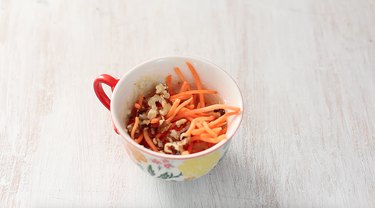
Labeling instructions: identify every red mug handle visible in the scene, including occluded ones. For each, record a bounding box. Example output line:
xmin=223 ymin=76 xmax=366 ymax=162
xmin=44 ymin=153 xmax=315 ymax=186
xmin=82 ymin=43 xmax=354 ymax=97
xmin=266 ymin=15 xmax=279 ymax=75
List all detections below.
xmin=93 ymin=74 xmax=119 ymax=110
xmin=94 ymin=74 xmax=120 ymax=134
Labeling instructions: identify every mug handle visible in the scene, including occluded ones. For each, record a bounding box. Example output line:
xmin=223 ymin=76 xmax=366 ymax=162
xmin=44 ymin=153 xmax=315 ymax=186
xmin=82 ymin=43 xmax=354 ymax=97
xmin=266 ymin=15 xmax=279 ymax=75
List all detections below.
xmin=94 ymin=74 xmax=120 ymax=134
xmin=93 ymin=74 xmax=119 ymax=110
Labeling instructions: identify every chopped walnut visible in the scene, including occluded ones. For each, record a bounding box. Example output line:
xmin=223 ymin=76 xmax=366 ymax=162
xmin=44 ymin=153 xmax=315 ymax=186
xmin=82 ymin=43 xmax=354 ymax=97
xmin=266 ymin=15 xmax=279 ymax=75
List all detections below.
xmin=169 ymin=129 xmax=180 ymax=140
xmin=157 ymin=140 xmax=163 ymax=148
xmin=139 ymin=112 xmax=148 ymax=120
xmin=155 ymin=83 xmax=170 ymax=98
xmin=164 ymin=133 xmax=190 ymax=154
xmin=147 ymin=87 xmax=171 ymax=118
xmin=141 ymin=119 xmax=150 ymax=125
xmin=175 ymin=119 xmax=187 ymax=128
xmin=167 ymin=137 xmax=173 ymax=143
xmin=126 ymin=123 xmax=133 ymax=132
xmin=158 ymin=121 xmax=171 ymax=133
xmin=159 ymin=101 xmax=171 ymax=116
xmin=147 ymin=108 xmax=158 ymax=120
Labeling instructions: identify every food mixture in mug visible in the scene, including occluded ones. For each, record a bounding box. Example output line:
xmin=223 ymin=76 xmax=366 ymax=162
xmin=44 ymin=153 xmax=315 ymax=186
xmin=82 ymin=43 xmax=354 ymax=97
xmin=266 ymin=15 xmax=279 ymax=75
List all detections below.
xmin=126 ymin=62 xmax=240 ymax=155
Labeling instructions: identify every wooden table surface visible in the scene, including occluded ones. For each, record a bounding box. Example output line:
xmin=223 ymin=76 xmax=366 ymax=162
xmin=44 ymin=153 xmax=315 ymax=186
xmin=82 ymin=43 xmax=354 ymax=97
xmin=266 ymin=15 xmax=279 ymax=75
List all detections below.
xmin=1 ymin=0 xmax=375 ymax=207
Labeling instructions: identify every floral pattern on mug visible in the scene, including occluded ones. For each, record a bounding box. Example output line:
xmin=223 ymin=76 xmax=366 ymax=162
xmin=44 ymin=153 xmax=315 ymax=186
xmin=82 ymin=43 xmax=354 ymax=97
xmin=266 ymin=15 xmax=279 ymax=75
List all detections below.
xmin=124 ymin=142 xmax=228 ymax=181
xmin=146 ymin=162 xmax=182 ymax=180
xmin=151 ymin=158 xmax=174 ymax=169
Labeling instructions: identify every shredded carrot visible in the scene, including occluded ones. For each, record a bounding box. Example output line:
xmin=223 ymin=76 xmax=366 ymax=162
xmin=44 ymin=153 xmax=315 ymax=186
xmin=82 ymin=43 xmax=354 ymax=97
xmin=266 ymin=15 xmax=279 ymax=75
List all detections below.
xmin=190 ymin=95 xmax=196 ymax=105
xmin=171 ymin=94 xmax=192 ymax=101
xmin=179 ymin=81 xmax=190 ymax=93
xmin=166 ymin=75 xmax=173 ymax=95
xmin=155 ymin=132 xmax=161 ymax=139
xmin=182 ymin=104 xmax=240 ymax=116
xmin=186 ymin=62 xmax=205 ymax=107
xmin=184 ymin=116 xmax=195 ymax=122
xmin=127 ymin=62 xmax=241 ymax=154
xmin=134 ymin=103 xmax=141 ymax=109
xmin=171 ymin=112 xmax=211 ymax=122
xmin=220 ymin=126 xmax=227 ymax=134
xmin=190 ymin=135 xmax=201 ymax=142
xmin=166 ymin=97 xmax=193 ymax=122
xmin=174 ymin=67 xmax=187 ymax=82
xmin=185 ymin=117 xmax=215 ymax=136
xmin=170 ymin=90 xmax=217 ymax=100
xmin=203 ymin=121 xmax=217 ymax=137
xmin=130 ymin=117 xmax=139 ymax=139
xmin=143 ymin=129 xmax=158 ymax=152
xmin=216 ymin=122 xmax=227 ymax=127
xmin=179 ymin=107 xmax=189 ymax=114
xmin=209 ymin=111 xmax=239 ymax=128
xmin=166 ymin=99 xmax=181 ymax=118
xmin=187 ymin=142 xmax=193 ymax=153
xmin=198 ymin=134 xmax=226 ymax=143
xmin=191 ymin=127 xmax=221 ymax=135
xmin=135 ymin=133 xmax=144 ymax=143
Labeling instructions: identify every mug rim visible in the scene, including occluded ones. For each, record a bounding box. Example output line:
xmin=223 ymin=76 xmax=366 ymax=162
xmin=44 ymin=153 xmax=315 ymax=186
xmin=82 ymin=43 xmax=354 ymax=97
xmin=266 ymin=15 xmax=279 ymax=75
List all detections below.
xmin=111 ymin=55 xmax=244 ymax=160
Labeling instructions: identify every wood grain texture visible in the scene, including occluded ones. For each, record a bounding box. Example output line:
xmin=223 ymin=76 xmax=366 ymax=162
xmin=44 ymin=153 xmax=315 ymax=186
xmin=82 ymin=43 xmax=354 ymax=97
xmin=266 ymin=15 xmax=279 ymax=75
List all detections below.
xmin=1 ymin=0 xmax=375 ymax=207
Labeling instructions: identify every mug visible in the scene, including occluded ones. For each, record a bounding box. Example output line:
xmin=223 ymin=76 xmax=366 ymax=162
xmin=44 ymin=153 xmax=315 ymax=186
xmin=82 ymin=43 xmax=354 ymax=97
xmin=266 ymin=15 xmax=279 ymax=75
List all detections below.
xmin=93 ymin=56 xmax=243 ymax=181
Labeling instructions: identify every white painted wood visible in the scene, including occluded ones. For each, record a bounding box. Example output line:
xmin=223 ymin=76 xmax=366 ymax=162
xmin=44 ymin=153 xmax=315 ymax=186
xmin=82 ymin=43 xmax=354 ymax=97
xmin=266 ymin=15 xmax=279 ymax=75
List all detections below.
xmin=1 ymin=0 xmax=375 ymax=207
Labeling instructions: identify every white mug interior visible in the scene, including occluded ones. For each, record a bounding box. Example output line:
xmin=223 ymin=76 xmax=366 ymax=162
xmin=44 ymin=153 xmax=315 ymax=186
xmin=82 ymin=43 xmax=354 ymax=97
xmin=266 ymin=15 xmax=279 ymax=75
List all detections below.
xmin=111 ymin=56 xmax=243 ymax=159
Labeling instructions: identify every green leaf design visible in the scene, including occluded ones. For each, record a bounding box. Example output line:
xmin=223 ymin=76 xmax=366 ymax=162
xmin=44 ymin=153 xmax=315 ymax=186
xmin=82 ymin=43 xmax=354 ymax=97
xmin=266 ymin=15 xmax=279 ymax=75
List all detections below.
xmin=147 ymin=165 xmax=155 ymax=176
xmin=158 ymin=172 xmax=170 ymax=179
xmin=157 ymin=172 xmax=183 ymax=179
xmin=173 ymin=172 xmax=182 ymax=178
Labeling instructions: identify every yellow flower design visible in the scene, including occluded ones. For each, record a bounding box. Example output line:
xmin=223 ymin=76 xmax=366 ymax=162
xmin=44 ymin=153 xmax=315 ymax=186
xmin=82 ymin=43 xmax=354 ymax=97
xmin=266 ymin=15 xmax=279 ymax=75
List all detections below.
xmin=178 ymin=151 xmax=221 ymax=179
xmin=126 ymin=144 xmax=147 ymax=163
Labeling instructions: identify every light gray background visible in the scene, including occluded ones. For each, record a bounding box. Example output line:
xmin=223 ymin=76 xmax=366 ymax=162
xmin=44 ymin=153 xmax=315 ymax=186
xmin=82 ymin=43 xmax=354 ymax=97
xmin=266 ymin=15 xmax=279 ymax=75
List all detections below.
xmin=1 ymin=0 xmax=375 ymax=207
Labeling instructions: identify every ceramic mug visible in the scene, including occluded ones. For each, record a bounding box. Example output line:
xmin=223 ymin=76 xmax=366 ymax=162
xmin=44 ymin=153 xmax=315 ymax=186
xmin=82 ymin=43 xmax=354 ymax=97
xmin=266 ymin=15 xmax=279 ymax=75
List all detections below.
xmin=93 ymin=56 xmax=243 ymax=181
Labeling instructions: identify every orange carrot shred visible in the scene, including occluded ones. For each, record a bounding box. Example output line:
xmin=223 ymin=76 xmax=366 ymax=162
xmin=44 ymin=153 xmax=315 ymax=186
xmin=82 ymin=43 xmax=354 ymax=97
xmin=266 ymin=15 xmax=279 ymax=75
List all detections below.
xmin=198 ymin=134 xmax=226 ymax=143
xmin=166 ymin=97 xmax=193 ymax=122
xmin=191 ymin=127 xmax=221 ymax=135
xmin=127 ymin=62 xmax=241 ymax=154
xmin=209 ymin=111 xmax=239 ymax=128
xmin=187 ymin=142 xmax=193 ymax=153
xmin=182 ymin=104 xmax=240 ymax=116
xmin=135 ymin=133 xmax=144 ymax=143
xmin=170 ymin=90 xmax=217 ymax=100
xmin=134 ymin=103 xmax=141 ymax=109
xmin=143 ymin=129 xmax=158 ymax=152
xmin=186 ymin=61 xmax=205 ymax=107
xmin=191 ymin=94 xmax=197 ymax=106
xmin=166 ymin=75 xmax=173 ymax=95
xmin=171 ymin=94 xmax=192 ymax=101
xmin=203 ymin=121 xmax=217 ymax=137
xmin=185 ymin=117 xmax=215 ymax=136
xmin=131 ymin=117 xmax=139 ymax=139
xmin=166 ymin=98 xmax=181 ymax=118
xmin=179 ymin=81 xmax=190 ymax=93
xmin=174 ymin=67 xmax=187 ymax=82
xmin=220 ymin=126 xmax=227 ymax=134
